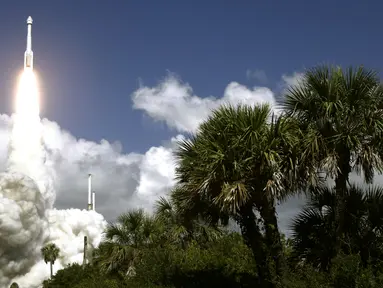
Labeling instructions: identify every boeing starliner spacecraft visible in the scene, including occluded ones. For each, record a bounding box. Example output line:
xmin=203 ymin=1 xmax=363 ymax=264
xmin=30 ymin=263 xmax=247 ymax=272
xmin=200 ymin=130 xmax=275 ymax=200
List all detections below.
xmin=24 ymin=16 xmax=33 ymax=70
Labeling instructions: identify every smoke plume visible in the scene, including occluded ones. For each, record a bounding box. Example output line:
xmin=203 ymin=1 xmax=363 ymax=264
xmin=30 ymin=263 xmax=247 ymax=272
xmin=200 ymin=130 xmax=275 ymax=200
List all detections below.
xmin=0 ymin=71 xmax=107 ymax=287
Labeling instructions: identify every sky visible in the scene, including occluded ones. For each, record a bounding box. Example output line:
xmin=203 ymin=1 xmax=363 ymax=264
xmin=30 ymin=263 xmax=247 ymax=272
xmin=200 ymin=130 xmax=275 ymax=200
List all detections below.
xmin=0 ymin=0 xmax=382 ymax=233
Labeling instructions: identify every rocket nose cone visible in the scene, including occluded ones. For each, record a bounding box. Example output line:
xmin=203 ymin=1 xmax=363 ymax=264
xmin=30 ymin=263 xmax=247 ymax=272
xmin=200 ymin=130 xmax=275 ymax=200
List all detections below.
xmin=27 ymin=16 xmax=33 ymax=24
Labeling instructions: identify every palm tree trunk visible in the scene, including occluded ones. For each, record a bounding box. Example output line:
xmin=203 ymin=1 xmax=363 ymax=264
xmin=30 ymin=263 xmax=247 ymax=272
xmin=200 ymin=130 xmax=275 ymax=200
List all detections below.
xmin=259 ymin=199 xmax=286 ymax=279
xmin=237 ymin=205 xmax=274 ymax=288
xmin=50 ymin=262 xmax=53 ymax=278
xmin=334 ymin=149 xmax=351 ymax=255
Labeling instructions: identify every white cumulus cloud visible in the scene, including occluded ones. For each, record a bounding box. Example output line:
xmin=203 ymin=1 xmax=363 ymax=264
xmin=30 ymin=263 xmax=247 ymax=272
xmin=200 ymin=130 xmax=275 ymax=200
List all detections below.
xmin=132 ymin=75 xmax=276 ymax=133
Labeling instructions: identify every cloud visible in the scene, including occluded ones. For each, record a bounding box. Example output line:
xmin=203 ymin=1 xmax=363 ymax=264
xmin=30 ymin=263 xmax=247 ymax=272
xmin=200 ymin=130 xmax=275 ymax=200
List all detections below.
xmin=39 ymin=118 xmax=177 ymax=220
xmin=132 ymin=75 xmax=276 ymax=133
xmin=281 ymin=72 xmax=304 ymax=91
xmin=246 ymin=69 xmax=268 ymax=84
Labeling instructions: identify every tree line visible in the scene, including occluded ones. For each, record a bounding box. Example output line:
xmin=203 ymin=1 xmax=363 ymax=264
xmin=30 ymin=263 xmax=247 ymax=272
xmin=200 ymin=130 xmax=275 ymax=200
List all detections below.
xmin=12 ymin=65 xmax=383 ymax=288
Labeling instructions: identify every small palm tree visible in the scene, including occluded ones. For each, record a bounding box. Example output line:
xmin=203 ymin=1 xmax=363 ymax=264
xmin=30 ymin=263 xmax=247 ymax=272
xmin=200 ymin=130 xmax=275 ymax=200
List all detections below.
xmin=290 ymin=185 xmax=383 ymax=270
xmin=155 ymin=193 xmax=222 ymax=248
xmin=95 ymin=209 xmax=161 ymax=274
xmin=41 ymin=243 xmax=60 ymax=278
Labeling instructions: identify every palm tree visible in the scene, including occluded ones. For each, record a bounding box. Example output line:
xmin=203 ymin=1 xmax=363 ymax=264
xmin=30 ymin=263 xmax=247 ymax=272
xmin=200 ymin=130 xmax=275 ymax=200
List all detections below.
xmin=10 ymin=283 xmax=19 ymax=288
xmin=290 ymin=185 xmax=383 ymax=270
xmin=282 ymin=65 xmax=383 ymax=254
xmin=94 ymin=209 xmax=162 ymax=274
xmin=154 ymin=193 xmax=222 ymax=248
xmin=174 ymin=104 xmax=303 ymax=287
xmin=41 ymin=243 xmax=60 ymax=278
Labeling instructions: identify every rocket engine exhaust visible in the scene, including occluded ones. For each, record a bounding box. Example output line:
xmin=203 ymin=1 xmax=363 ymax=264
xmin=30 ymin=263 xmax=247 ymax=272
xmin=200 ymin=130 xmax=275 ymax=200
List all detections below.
xmin=24 ymin=16 xmax=34 ymax=70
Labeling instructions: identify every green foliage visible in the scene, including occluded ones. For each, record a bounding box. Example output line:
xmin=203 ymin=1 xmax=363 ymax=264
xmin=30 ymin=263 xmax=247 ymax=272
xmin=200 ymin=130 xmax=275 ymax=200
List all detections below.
xmin=42 ymin=263 xmax=125 ymax=288
xmin=291 ymin=185 xmax=383 ymax=270
xmin=130 ymin=232 xmax=257 ymax=287
xmin=10 ymin=283 xmax=19 ymax=288
xmin=42 ymin=263 xmax=90 ymax=288
xmin=281 ymin=265 xmax=330 ymax=288
xmin=73 ymin=278 xmax=123 ymax=288
xmin=94 ymin=209 xmax=162 ymax=274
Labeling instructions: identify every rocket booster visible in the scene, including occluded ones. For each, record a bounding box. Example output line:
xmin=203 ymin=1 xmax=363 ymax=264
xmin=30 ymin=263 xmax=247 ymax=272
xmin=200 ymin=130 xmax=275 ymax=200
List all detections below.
xmin=24 ymin=16 xmax=33 ymax=70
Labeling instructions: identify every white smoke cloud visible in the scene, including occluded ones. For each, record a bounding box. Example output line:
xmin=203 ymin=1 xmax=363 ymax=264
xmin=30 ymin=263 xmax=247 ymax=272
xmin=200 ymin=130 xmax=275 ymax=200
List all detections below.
xmin=0 ymin=112 xmax=179 ymax=287
xmin=13 ymin=209 xmax=106 ymax=287
xmin=0 ymin=172 xmax=47 ymax=286
xmin=0 ymin=71 xmax=111 ymax=287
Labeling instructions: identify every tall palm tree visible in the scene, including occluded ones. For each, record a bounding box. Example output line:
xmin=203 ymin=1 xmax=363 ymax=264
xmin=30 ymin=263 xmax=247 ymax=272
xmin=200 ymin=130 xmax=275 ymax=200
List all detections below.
xmin=94 ymin=209 xmax=162 ymax=274
xmin=290 ymin=185 xmax=383 ymax=270
xmin=41 ymin=243 xmax=60 ymax=278
xmin=174 ymin=104 xmax=303 ymax=287
xmin=282 ymin=65 xmax=383 ymax=253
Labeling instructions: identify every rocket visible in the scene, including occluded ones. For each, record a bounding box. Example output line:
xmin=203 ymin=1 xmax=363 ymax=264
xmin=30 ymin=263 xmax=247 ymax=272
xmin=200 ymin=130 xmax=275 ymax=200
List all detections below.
xmin=24 ymin=16 xmax=34 ymax=70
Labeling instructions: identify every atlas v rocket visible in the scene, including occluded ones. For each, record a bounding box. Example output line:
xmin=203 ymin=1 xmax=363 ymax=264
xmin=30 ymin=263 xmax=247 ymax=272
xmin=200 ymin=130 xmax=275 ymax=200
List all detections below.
xmin=23 ymin=17 xmax=97 ymax=211
xmin=24 ymin=16 xmax=34 ymax=70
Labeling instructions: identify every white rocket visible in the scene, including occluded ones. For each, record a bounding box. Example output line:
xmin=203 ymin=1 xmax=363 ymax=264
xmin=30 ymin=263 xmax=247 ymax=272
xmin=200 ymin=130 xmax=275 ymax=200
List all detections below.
xmin=24 ymin=16 xmax=34 ymax=70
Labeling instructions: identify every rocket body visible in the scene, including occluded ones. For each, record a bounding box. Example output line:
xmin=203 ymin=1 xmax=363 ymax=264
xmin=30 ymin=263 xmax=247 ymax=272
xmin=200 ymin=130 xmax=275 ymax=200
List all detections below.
xmin=24 ymin=16 xmax=33 ymax=70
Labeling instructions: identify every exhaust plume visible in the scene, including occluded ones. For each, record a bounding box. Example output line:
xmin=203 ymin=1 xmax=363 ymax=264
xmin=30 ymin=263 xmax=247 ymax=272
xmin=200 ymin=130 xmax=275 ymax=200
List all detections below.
xmin=0 ymin=69 xmax=106 ymax=287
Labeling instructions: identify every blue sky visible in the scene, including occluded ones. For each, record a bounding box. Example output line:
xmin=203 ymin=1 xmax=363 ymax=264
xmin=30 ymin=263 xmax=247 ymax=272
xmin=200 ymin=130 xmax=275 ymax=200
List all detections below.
xmin=0 ymin=0 xmax=382 ymax=153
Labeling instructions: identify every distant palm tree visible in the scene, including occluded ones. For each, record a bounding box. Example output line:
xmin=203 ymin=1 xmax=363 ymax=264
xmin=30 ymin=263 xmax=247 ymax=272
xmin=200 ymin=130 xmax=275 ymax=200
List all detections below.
xmin=10 ymin=283 xmax=19 ymax=288
xmin=282 ymin=65 xmax=383 ymax=254
xmin=41 ymin=243 xmax=60 ymax=278
xmin=95 ymin=209 xmax=161 ymax=274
